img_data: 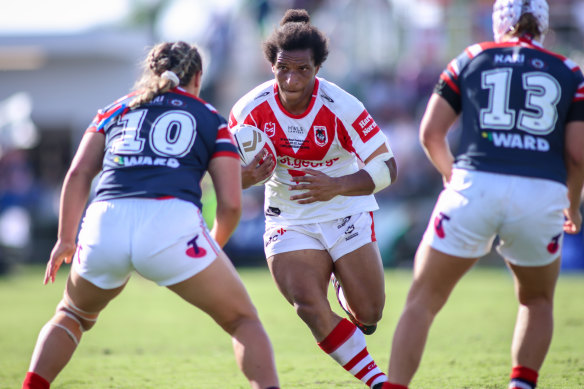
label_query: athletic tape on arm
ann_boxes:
[362,151,393,194]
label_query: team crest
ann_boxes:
[314,126,327,146]
[264,122,276,137]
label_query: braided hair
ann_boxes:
[263,9,329,67]
[130,41,202,109]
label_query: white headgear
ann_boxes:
[492,0,549,42]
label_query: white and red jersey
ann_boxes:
[229,77,390,225]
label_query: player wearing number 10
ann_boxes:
[21,42,280,389]
[382,1,584,389]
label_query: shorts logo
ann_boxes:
[265,227,286,247]
[186,235,207,258]
[434,212,450,239]
[264,122,276,137]
[75,244,83,264]
[345,224,358,241]
[314,126,327,146]
[546,233,561,254]
[337,216,351,229]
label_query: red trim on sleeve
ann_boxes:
[441,73,460,94]
[212,151,240,159]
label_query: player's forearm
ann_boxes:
[211,205,241,247]
[334,170,377,196]
[57,170,93,243]
[422,138,454,183]
[565,157,584,212]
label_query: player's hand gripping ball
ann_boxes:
[232,124,277,185]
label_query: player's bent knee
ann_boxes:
[54,297,100,336]
[353,308,383,326]
[47,310,84,345]
[219,314,261,336]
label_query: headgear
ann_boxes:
[492,0,549,42]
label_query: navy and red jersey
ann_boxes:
[86,87,238,210]
[436,36,584,184]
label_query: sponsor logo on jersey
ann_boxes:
[186,235,207,258]
[287,125,305,134]
[266,206,281,216]
[352,110,380,142]
[280,156,339,169]
[482,131,550,151]
[494,53,525,65]
[320,92,334,103]
[264,122,276,137]
[547,233,561,254]
[434,212,450,239]
[255,91,270,99]
[152,96,165,104]
[112,155,180,168]
[314,126,328,146]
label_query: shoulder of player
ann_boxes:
[316,77,365,118]
[230,80,274,119]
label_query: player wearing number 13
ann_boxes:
[21,42,280,389]
[382,1,584,389]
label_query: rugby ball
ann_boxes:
[232,124,277,185]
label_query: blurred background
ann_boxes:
[0,0,583,275]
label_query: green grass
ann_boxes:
[1,264,583,388]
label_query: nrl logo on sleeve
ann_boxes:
[314,126,328,146]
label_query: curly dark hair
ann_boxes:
[262,9,329,67]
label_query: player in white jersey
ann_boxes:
[229,9,397,389]
[383,1,584,388]
[22,42,280,389]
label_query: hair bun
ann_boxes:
[280,9,310,26]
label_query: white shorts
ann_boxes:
[72,198,220,289]
[422,169,569,266]
[264,212,376,262]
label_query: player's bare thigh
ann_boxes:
[65,269,126,315]
[333,242,385,323]
[267,249,333,305]
[166,251,260,332]
[267,249,340,338]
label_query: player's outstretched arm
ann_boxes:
[564,120,584,234]
[45,132,104,284]
[209,156,242,246]
[419,93,458,184]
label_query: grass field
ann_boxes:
[1,264,583,388]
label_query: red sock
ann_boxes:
[382,382,408,389]
[509,365,538,388]
[22,372,50,389]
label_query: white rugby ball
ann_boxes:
[232,124,277,185]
